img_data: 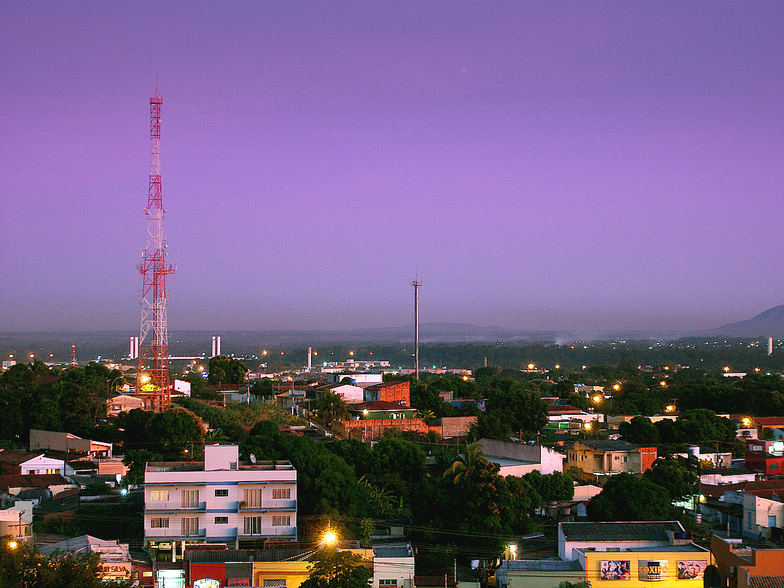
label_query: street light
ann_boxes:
[322,528,337,547]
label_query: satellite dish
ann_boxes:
[250,454,257,464]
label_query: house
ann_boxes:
[0,450,74,476]
[744,438,784,476]
[334,402,428,441]
[711,534,784,588]
[700,466,756,486]
[741,488,784,541]
[144,444,297,562]
[316,383,366,404]
[475,439,564,476]
[39,535,132,583]
[106,394,146,417]
[558,521,691,561]
[496,559,584,588]
[750,416,784,439]
[566,440,657,477]
[498,521,708,588]
[363,381,411,405]
[372,543,415,588]
[29,429,113,459]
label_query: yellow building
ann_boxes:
[580,546,710,587]
[253,560,311,588]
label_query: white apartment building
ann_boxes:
[144,445,297,561]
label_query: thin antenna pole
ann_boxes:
[410,276,422,380]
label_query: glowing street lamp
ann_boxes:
[508,543,517,560]
[322,529,337,547]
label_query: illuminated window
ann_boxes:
[272,488,290,500]
[150,490,169,501]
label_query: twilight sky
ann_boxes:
[1,1,782,334]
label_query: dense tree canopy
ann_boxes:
[0,538,132,588]
[300,549,371,588]
[207,355,248,385]
[587,473,670,521]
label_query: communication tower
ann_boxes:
[137,86,175,412]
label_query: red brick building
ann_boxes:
[364,381,410,405]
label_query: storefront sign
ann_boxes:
[638,560,667,581]
[227,579,250,587]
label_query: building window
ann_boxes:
[181,489,199,508]
[151,490,169,501]
[770,463,779,470]
[769,515,778,528]
[181,517,199,536]
[215,489,229,497]
[379,581,397,588]
[214,516,228,525]
[623,456,628,463]
[243,488,262,508]
[150,518,169,528]
[272,515,290,527]
[263,580,286,587]
[46,468,58,474]
[244,516,262,535]
[272,488,291,500]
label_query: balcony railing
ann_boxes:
[146,501,206,511]
[237,499,296,512]
[237,527,296,538]
[144,526,206,539]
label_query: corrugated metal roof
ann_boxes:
[504,559,582,572]
[749,577,784,588]
[560,521,683,542]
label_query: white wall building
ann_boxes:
[372,543,415,588]
[742,491,784,541]
[21,454,75,476]
[144,445,297,561]
[476,439,565,476]
[331,384,366,404]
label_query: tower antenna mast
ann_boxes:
[410,276,422,380]
[137,85,175,412]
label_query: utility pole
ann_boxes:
[410,276,422,380]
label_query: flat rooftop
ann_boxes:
[146,460,295,473]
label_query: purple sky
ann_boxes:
[1,1,782,334]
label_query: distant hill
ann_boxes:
[710,305,784,338]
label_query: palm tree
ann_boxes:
[316,390,349,426]
[443,442,485,484]
[416,409,436,423]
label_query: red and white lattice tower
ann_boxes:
[137,86,175,412]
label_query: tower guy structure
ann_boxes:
[410,276,422,380]
[137,87,175,412]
